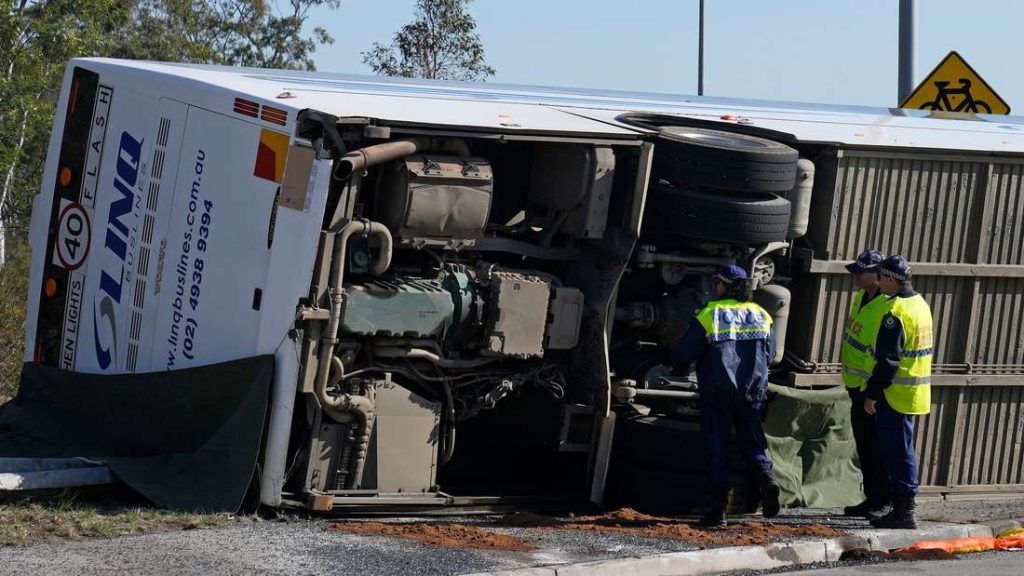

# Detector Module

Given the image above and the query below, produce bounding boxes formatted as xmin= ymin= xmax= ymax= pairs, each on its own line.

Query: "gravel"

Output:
xmin=0 ymin=498 xmax=1020 ymax=576
xmin=0 ymin=516 xmax=691 ymax=576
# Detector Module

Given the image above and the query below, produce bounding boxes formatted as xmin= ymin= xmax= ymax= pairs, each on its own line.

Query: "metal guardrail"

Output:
xmin=0 ymin=458 xmax=113 ymax=491
xmin=806 ymin=257 xmax=1024 ymax=278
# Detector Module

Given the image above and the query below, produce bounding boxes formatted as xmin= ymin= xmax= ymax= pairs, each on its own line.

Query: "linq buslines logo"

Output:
xmin=92 ymin=131 xmax=143 ymax=369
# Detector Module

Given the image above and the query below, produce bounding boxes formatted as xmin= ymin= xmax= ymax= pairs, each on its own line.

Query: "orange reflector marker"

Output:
xmin=59 ymin=167 xmax=72 ymax=187
xmin=44 ymin=278 xmax=58 ymax=298
xmin=260 ymin=105 xmax=288 ymax=126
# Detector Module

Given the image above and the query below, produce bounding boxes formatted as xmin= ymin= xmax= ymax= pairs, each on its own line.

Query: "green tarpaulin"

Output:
xmin=764 ymin=383 xmax=864 ymax=508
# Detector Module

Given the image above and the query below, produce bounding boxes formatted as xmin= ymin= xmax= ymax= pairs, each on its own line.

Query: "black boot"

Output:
xmin=760 ymin=475 xmax=781 ymax=520
xmin=870 ymin=494 xmax=917 ymax=529
xmin=843 ymin=498 xmax=890 ymax=519
xmin=863 ymin=501 xmax=891 ymax=521
xmin=698 ymin=490 xmax=729 ymax=529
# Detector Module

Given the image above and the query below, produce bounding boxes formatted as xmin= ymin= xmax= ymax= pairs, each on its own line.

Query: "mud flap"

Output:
xmin=0 ymin=356 xmax=273 ymax=512
xmin=587 ymin=412 xmax=616 ymax=506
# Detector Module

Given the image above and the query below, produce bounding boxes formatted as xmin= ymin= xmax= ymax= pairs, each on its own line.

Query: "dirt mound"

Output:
xmin=561 ymin=519 xmax=844 ymax=548
xmin=502 ymin=508 xmax=846 ymax=548
xmin=325 ymin=522 xmax=534 ymax=552
xmin=327 ymin=508 xmax=846 ymax=552
xmin=569 ymin=507 xmax=668 ymax=525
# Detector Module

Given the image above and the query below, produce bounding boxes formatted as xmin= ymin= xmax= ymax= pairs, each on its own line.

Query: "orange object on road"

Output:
xmin=995 ymin=534 xmax=1024 ymax=550
xmin=896 ymin=536 xmax=995 ymax=554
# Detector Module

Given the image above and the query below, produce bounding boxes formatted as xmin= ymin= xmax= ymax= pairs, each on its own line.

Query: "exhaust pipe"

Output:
xmin=333 ymin=136 xmax=470 ymax=180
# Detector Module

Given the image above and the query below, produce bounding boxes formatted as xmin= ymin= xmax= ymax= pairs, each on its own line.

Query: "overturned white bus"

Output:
xmin=12 ymin=58 xmax=1024 ymax=512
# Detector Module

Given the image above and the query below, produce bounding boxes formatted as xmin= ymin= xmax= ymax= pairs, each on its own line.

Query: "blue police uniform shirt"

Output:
xmin=671 ymin=302 xmax=776 ymax=402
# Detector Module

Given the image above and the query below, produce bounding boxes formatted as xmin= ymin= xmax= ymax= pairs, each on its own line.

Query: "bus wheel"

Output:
xmin=652 ymin=126 xmax=799 ymax=194
xmin=644 ymin=183 xmax=791 ymax=244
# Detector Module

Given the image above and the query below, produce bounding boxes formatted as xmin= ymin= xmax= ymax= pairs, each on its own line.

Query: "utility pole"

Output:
xmin=697 ymin=0 xmax=705 ymax=96
xmin=898 ymin=0 xmax=916 ymax=103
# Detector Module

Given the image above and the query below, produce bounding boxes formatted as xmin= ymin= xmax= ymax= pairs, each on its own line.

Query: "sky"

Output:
xmin=299 ymin=0 xmax=1024 ymax=111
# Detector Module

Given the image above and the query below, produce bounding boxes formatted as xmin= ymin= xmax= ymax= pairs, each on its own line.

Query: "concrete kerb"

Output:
xmin=465 ymin=518 xmax=1024 ymax=576
xmin=987 ymin=518 xmax=1024 ymax=537
xmin=852 ymin=522 xmax=984 ymax=551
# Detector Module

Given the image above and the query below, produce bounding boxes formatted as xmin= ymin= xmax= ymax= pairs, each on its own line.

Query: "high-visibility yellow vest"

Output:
xmin=882 ymin=294 xmax=933 ymax=415
xmin=841 ymin=290 xmax=893 ymax=391
xmin=696 ymin=299 xmax=773 ymax=343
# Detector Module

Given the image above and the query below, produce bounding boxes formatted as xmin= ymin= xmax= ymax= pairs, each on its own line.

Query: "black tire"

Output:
xmin=652 ymin=127 xmax=799 ymax=193
xmin=644 ymin=183 xmax=791 ymax=244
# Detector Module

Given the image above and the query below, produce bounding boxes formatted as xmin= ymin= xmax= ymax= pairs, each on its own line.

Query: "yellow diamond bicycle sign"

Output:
xmin=901 ymin=51 xmax=1010 ymax=115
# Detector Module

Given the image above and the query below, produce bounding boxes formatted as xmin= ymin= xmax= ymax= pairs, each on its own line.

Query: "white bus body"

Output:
xmin=24 ymin=59 xmax=1024 ymax=510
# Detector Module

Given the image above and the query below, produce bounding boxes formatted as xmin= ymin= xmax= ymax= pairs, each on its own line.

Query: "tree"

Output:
xmin=112 ymin=1 xmax=341 ymax=71
xmin=363 ymin=0 xmax=494 ymax=81
xmin=213 ymin=0 xmax=341 ymax=70
xmin=0 ymin=0 xmax=131 ymax=269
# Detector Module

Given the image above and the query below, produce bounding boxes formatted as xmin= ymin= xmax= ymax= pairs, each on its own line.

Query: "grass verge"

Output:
xmin=0 ymin=487 xmax=230 ymax=546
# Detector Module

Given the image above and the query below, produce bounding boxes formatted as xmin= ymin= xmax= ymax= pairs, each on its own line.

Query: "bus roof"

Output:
xmin=79 ymin=58 xmax=1024 ymax=154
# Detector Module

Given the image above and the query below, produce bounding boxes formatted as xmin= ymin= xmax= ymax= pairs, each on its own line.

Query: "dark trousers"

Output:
xmin=700 ymin=397 xmax=773 ymax=491
xmin=849 ymin=388 xmax=891 ymax=504
xmin=874 ymin=394 xmax=920 ymax=496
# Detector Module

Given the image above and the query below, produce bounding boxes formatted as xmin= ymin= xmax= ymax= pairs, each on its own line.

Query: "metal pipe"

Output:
xmin=315 ymin=355 xmax=376 ymax=489
xmin=636 ymin=250 xmax=733 ymax=266
xmin=373 ymin=347 xmax=498 ymax=369
xmin=653 ymin=254 xmax=731 ymax=265
xmin=313 ymin=219 xmax=392 ymax=423
xmin=317 ymin=356 xmax=354 ymax=423
xmin=334 ymin=136 xmax=470 ymax=180
xmin=635 ymin=389 xmax=700 ymax=400
xmin=345 ymin=388 xmax=375 ymax=489
xmin=335 ymin=137 xmax=428 ymax=180
xmin=898 ymin=0 xmax=916 ymax=103
xmin=613 ymin=383 xmax=700 ymax=403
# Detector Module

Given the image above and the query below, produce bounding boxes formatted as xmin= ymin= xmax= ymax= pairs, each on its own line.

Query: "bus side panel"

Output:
xmin=255 ymin=153 xmax=330 ymax=354
xmin=147 ymin=107 xmax=280 ymax=370
xmin=131 ymin=99 xmax=188 ymax=372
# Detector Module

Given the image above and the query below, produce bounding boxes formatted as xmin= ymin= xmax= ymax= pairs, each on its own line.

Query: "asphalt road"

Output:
xmin=773 ymin=550 xmax=1024 ymax=575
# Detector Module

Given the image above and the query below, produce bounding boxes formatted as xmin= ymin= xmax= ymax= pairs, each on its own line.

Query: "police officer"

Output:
xmin=672 ymin=265 xmax=779 ymax=528
xmin=840 ymin=249 xmax=893 ymax=520
xmin=863 ymin=255 xmax=933 ymax=529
